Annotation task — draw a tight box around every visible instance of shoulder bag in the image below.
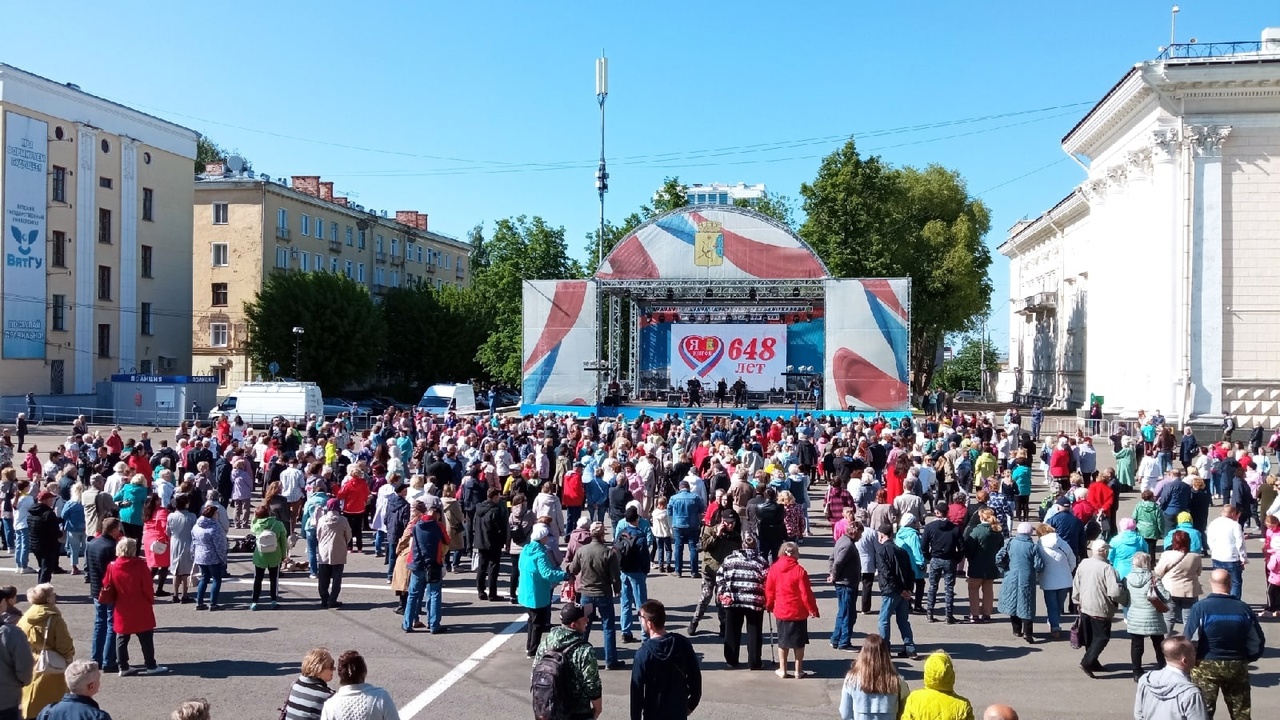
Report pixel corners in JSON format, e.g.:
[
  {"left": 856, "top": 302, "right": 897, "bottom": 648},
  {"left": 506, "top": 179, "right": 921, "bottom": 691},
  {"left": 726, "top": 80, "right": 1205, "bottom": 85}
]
[
  {"left": 1147, "top": 575, "right": 1169, "bottom": 614},
  {"left": 33, "top": 615, "right": 67, "bottom": 674}
]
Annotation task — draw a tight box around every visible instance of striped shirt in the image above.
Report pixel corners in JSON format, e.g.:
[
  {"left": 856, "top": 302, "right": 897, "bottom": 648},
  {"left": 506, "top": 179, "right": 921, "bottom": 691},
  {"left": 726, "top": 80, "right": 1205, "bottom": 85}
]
[{"left": 284, "top": 675, "right": 332, "bottom": 720}]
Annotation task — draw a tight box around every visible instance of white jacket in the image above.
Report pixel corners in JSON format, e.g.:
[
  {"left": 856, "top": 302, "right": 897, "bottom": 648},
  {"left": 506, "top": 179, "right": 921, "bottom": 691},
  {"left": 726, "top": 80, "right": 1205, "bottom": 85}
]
[{"left": 1036, "top": 532, "right": 1077, "bottom": 591}]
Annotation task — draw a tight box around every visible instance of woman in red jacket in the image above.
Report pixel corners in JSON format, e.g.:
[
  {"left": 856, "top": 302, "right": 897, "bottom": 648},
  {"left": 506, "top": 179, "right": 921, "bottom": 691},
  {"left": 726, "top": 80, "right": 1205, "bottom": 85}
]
[
  {"left": 764, "top": 541, "right": 820, "bottom": 679},
  {"left": 1048, "top": 437, "right": 1072, "bottom": 493},
  {"left": 101, "top": 537, "right": 168, "bottom": 675},
  {"left": 336, "top": 470, "right": 371, "bottom": 553}
]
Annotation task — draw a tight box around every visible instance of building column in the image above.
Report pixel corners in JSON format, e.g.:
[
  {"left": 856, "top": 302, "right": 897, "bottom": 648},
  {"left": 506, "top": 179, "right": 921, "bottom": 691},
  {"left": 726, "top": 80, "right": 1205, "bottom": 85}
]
[
  {"left": 74, "top": 125, "right": 97, "bottom": 394},
  {"left": 118, "top": 139, "right": 138, "bottom": 372},
  {"left": 1188, "top": 125, "right": 1231, "bottom": 418}
]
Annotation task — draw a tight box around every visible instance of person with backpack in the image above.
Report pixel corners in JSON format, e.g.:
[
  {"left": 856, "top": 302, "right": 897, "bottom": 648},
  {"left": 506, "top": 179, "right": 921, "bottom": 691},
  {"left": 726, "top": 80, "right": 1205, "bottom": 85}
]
[
  {"left": 566, "top": 522, "right": 624, "bottom": 671},
  {"left": 472, "top": 488, "right": 509, "bottom": 602},
  {"left": 629, "top": 599, "right": 702, "bottom": 720},
  {"left": 248, "top": 505, "right": 287, "bottom": 611},
  {"left": 614, "top": 506, "right": 652, "bottom": 644},
  {"left": 530, "top": 602, "right": 601, "bottom": 720}
]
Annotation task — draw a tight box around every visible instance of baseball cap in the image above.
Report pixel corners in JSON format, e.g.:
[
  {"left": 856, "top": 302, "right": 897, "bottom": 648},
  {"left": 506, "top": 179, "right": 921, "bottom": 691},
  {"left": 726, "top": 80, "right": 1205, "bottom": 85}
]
[{"left": 560, "top": 602, "right": 591, "bottom": 625}]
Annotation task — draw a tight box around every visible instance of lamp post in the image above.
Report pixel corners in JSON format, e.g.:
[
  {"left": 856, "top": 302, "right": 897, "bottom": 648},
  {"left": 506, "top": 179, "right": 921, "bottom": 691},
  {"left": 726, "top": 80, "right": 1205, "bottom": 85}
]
[{"left": 292, "top": 326, "right": 304, "bottom": 379}]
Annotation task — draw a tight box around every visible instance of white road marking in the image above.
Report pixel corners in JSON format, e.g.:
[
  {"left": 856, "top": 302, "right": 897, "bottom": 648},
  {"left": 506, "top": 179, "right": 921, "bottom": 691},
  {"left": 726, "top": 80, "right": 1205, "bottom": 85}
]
[{"left": 397, "top": 615, "right": 526, "bottom": 719}]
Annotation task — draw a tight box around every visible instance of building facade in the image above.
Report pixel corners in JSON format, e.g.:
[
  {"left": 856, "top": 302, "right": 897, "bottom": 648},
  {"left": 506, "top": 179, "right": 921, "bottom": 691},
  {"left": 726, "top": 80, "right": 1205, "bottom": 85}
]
[
  {"left": 676, "top": 182, "right": 766, "bottom": 205},
  {"left": 191, "top": 170, "right": 472, "bottom": 390},
  {"left": 999, "top": 28, "right": 1280, "bottom": 427},
  {"left": 0, "top": 64, "right": 197, "bottom": 398}
]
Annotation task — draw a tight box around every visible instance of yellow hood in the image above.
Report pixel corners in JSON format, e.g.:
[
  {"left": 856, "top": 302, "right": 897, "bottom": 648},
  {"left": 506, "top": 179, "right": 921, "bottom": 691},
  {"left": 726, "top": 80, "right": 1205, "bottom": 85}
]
[{"left": 923, "top": 651, "right": 956, "bottom": 692}]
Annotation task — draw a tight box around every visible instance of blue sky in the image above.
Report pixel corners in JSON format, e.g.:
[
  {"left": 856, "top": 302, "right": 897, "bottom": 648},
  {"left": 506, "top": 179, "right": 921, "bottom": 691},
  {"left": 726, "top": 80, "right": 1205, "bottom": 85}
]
[{"left": 5, "top": 1, "right": 1274, "bottom": 351}]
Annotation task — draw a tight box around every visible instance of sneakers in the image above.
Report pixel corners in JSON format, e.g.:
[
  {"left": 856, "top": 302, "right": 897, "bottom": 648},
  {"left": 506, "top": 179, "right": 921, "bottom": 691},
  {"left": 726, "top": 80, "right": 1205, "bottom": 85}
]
[
  {"left": 686, "top": 621, "right": 699, "bottom": 636},
  {"left": 119, "top": 668, "right": 141, "bottom": 677},
  {"left": 622, "top": 634, "right": 638, "bottom": 644},
  {"left": 605, "top": 661, "right": 627, "bottom": 671},
  {"left": 249, "top": 603, "right": 258, "bottom": 611},
  {"left": 143, "top": 666, "right": 169, "bottom": 675},
  {"left": 195, "top": 603, "right": 208, "bottom": 611}
]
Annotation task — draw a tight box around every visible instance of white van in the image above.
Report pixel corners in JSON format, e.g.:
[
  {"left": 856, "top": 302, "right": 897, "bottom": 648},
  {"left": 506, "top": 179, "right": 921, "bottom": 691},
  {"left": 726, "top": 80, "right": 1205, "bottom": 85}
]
[
  {"left": 417, "top": 383, "right": 477, "bottom": 414},
  {"left": 209, "top": 381, "right": 324, "bottom": 425}
]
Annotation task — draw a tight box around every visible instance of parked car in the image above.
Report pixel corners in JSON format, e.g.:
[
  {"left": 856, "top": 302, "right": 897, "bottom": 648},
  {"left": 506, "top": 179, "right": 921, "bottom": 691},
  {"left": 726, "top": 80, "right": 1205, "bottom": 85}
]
[
  {"left": 417, "top": 383, "right": 477, "bottom": 413},
  {"left": 953, "top": 390, "right": 980, "bottom": 402},
  {"left": 322, "top": 397, "right": 369, "bottom": 418}
]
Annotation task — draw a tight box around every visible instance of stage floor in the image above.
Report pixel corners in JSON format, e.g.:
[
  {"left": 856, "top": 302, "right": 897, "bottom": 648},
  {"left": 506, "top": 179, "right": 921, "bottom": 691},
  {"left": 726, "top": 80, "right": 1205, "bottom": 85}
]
[{"left": 519, "top": 401, "right": 909, "bottom": 423}]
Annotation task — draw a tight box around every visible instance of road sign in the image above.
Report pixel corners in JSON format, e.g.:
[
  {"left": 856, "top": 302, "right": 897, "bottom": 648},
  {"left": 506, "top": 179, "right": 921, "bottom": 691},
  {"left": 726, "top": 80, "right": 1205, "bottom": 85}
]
[{"left": 268, "top": 361, "right": 280, "bottom": 375}]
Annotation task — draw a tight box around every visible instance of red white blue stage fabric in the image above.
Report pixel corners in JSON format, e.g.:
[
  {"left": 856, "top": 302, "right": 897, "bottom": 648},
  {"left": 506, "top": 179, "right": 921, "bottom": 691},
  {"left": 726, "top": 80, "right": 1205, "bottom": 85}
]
[
  {"left": 522, "top": 280, "right": 597, "bottom": 406},
  {"left": 594, "top": 206, "right": 828, "bottom": 280},
  {"left": 823, "top": 278, "right": 912, "bottom": 412}
]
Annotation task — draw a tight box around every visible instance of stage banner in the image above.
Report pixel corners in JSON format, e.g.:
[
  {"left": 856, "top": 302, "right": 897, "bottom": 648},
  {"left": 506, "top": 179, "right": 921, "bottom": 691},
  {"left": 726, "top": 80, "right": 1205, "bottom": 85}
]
[
  {"left": 668, "top": 323, "right": 785, "bottom": 390},
  {"left": 3, "top": 112, "right": 49, "bottom": 359},
  {"left": 522, "top": 280, "right": 598, "bottom": 406},
  {"left": 823, "top": 279, "right": 911, "bottom": 412}
]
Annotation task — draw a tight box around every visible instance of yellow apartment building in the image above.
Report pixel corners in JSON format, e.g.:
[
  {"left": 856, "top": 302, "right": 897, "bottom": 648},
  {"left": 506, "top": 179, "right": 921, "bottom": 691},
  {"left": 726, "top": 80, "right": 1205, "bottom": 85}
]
[
  {"left": 192, "top": 170, "right": 473, "bottom": 391},
  {"left": 0, "top": 64, "right": 197, "bottom": 400}
]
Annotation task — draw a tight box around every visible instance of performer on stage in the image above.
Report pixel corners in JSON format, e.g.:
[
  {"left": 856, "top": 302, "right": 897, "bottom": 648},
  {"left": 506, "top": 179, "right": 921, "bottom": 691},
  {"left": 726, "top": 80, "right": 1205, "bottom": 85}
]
[
  {"left": 686, "top": 378, "right": 703, "bottom": 407},
  {"left": 715, "top": 378, "right": 728, "bottom": 408},
  {"left": 731, "top": 378, "right": 748, "bottom": 408},
  {"left": 808, "top": 377, "right": 822, "bottom": 410}
]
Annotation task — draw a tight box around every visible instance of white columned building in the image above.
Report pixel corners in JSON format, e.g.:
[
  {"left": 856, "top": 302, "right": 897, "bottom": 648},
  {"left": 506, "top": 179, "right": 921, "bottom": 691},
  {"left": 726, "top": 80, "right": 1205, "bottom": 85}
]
[{"left": 999, "top": 28, "right": 1280, "bottom": 428}]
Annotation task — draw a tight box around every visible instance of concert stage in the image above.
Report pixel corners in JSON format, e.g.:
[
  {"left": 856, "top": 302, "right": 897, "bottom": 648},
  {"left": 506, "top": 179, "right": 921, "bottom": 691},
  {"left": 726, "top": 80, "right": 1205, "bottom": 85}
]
[
  {"left": 519, "top": 400, "right": 911, "bottom": 424},
  {"left": 520, "top": 205, "right": 912, "bottom": 418}
]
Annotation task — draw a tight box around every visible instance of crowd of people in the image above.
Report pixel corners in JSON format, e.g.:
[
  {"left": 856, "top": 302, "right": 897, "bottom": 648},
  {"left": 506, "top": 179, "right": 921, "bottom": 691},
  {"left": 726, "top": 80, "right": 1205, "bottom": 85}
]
[{"left": 0, "top": 404, "right": 1275, "bottom": 719}]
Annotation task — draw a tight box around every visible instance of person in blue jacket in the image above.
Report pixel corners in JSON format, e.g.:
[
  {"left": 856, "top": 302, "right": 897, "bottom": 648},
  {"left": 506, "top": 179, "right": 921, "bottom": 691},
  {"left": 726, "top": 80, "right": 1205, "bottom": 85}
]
[
  {"left": 1161, "top": 511, "right": 1204, "bottom": 553},
  {"left": 667, "top": 481, "right": 706, "bottom": 579}
]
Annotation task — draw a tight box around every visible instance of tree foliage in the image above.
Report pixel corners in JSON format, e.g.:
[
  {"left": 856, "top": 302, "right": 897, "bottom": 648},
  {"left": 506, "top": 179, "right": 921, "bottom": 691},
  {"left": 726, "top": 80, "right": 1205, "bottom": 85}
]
[
  {"left": 933, "top": 335, "right": 1001, "bottom": 393},
  {"left": 194, "top": 136, "right": 250, "bottom": 174},
  {"left": 733, "top": 192, "right": 797, "bottom": 228},
  {"left": 584, "top": 176, "right": 688, "bottom": 269},
  {"left": 800, "top": 140, "right": 992, "bottom": 396},
  {"left": 243, "top": 271, "right": 386, "bottom": 393},
  {"left": 379, "top": 283, "right": 493, "bottom": 395},
  {"left": 474, "top": 216, "right": 579, "bottom": 386}
]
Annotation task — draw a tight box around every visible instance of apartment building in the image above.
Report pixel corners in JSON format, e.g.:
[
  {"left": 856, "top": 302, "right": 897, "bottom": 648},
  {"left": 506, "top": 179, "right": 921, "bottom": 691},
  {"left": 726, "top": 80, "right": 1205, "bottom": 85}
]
[
  {"left": 192, "top": 169, "right": 472, "bottom": 390},
  {"left": 0, "top": 63, "right": 198, "bottom": 397}
]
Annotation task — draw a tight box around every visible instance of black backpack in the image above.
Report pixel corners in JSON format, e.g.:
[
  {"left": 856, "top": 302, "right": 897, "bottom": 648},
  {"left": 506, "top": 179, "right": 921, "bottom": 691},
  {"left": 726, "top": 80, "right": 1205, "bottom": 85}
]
[
  {"left": 614, "top": 528, "right": 645, "bottom": 570},
  {"left": 530, "top": 638, "right": 585, "bottom": 720}
]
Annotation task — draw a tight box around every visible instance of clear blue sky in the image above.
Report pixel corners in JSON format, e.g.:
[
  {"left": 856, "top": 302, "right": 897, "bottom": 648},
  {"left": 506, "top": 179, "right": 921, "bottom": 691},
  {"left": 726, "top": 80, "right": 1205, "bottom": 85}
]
[{"left": 5, "top": 1, "right": 1274, "bottom": 351}]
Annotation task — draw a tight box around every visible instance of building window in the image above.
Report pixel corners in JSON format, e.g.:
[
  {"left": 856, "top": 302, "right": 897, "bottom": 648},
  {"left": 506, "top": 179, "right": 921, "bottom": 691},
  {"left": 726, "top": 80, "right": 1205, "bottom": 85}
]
[
  {"left": 98, "top": 208, "right": 112, "bottom": 244},
  {"left": 346, "top": 226, "right": 353, "bottom": 246},
  {"left": 358, "top": 229, "right": 366, "bottom": 250},
  {"left": 139, "top": 359, "right": 153, "bottom": 374},
  {"left": 331, "top": 222, "right": 339, "bottom": 244},
  {"left": 212, "top": 202, "right": 229, "bottom": 225},
  {"left": 140, "top": 245, "right": 153, "bottom": 278},
  {"left": 278, "top": 208, "right": 288, "bottom": 228},
  {"left": 375, "top": 267, "right": 384, "bottom": 285},
  {"left": 344, "top": 260, "right": 353, "bottom": 278},
  {"left": 275, "top": 246, "right": 289, "bottom": 268},
  {"left": 99, "top": 176, "right": 113, "bottom": 189},
  {"left": 211, "top": 243, "right": 228, "bottom": 266},
  {"left": 315, "top": 218, "right": 324, "bottom": 240},
  {"left": 51, "top": 295, "right": 65, "bottom": 332},
  {"left": 97, "top": 324, "right": 111, "bottom": 358},
  {"left": 298, "top": 250, "right": 308, "bottom": 271},
  {"left": 390, "top": 238, "right": 399, "bottom": 257},
  {"left": 50, "top": 231, "right": 66, "bottom": 268},
  {"left": 140, "top": 302, "right": 152, "bottom": 335},
  {"left": 100, "top": 139, "right": 110, "bottom": 154},
  {"left": 211, "top": 283, "right": 228, "bottom": 306},
  {"left": 330, "top": 257, "right": 338, "bottom": 273},
  {"left": 313, "top": 254, "right": 322, "bottom": 272},
  {"left": 210, "top": 323, "right": 228, "bottom": 348},
  {"left": 301, "top": 214, "right": 310, "bottom": 236},
  {"left": 142, "top": 188, "right": 154, "bottom": 221},
  {"left": 357, "top": 263, "right": 365, "bottom": 282},
  {"left": 212, "top": 367, "right": 227, "bottom": 387},
  {"left": 97, "top": 265, "right": 112, "bottom": 300},
  {"left": 376, "top": 235, "right": 384, "bottom": 253},
  {"left": 52, "top": 166, "right": 66, "bottom": 203}
]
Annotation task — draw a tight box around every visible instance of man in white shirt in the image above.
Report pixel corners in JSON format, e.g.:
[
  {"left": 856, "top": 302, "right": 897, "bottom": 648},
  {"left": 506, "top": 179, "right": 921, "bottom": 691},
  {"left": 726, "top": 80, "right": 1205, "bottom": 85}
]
[
  {"left": 1205, "top": 505, "right": 1247, "bottom": 598},
  {"left": 280, "top": 457, "right": 306, "bottom": 523}
]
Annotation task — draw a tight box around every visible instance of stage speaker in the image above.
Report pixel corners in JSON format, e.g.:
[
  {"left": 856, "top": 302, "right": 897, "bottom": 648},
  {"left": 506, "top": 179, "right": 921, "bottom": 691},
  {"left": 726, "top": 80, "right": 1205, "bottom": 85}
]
[
  {"left": 746, "top": 401, "right": 760, "bottom": 410},
  {"left": 605, "top": 394, "right": 621, "bottom": 406},
  {"left": 667, "top": 394, "right": 683, "bottom": 408}
]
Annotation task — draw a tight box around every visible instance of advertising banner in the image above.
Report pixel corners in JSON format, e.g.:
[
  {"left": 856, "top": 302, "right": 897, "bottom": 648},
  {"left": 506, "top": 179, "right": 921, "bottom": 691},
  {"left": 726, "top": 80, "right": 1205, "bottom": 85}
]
[
  {"left": 521, "top": 280, "right": 598, "bottom": 406},
  {"left": 823, "top": 278, "right": 911, "bottom": 411},
  {"left": 3, "top": 112, "right": 48, "bottom": 359},
  {"left": 668, "top": 323, "right": 786, "bottom": 389}
]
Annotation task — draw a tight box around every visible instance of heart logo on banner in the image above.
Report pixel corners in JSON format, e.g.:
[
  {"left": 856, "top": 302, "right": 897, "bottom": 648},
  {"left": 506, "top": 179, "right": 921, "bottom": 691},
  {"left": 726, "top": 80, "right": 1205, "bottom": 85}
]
[{"left": 678, "top": 336, "right": 724, "bottom": 377}]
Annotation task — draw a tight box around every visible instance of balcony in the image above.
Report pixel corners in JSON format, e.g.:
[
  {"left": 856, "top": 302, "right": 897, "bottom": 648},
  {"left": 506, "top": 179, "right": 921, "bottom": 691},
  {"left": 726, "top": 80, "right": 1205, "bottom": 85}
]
[
  {"left": 270, "top": 265, "right": 292, "bottom": 276},
  {"left": 391, "top": 253, "right": 405, "bottom": 266},
  {"left": 328, "top": 239, "right": 342, "bottom": 253},
  {"left": 456, "top": 269, "right": 465, "bottom": 280},
  {"left": 375, "top": 251, "right": 387, "bottom": 264},
  {"left": 1018, "top": 291, "right": 1057, "bottom": 314},
  {"left": 372, "top": 282, "right": 386, "bottom": 294},
  {"left": 424, "top": 262, "right": 435, "bottom": 273},
  {"left": 1155, "top": 41, "right": 1266, "bottom": 61},
  {"left": 275, "top": 226, "right": 292, "bottom": 242}
]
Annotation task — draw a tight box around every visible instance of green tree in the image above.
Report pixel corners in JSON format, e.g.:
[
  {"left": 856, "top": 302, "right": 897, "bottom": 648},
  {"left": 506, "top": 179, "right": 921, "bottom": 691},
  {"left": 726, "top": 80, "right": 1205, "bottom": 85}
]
[
  {"left": 380, "top": 283, "right": 493, "bottom": 394},
  {"left": 475, "top": 216, "right": 577, "bottom": 386},
  {"left": 584, "top": 176, "right": 688, "bottom": 269},
  {"left": 467, "top": 223, "right": 489, "bottom": 276},
  {"left": 933, "top": 335, "right": 1000, "bottom": 392},
  {"left": 800, "top": 139, "right": 992, "bottom": 396},
  {"left": 733, "top": 192, "right": 797, "bottom": 228},
  {"left": 243, "top": 271, "right": 385, "bottom": 392}
]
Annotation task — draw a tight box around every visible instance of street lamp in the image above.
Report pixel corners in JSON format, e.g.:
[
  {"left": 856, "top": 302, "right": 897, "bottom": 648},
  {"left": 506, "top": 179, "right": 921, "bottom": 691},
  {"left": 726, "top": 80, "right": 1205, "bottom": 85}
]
[{"left": 292, "top": 326, "right": 304, "bottom": 379}]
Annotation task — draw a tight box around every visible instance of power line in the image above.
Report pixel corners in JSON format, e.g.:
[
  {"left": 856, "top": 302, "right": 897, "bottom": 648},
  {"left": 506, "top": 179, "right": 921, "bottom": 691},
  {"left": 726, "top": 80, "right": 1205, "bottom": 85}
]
[{"left": 975, "top": 158, "right": 1070, "bottom": 197}]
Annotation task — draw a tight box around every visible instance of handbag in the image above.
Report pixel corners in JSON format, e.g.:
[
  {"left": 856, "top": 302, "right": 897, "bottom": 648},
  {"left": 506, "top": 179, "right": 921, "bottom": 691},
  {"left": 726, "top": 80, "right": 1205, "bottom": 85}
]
[
  {"left": 33, "top": 615, "right": 67, "bottom": 674},
  {"left": 150, "top": 540, "right": 168, "bottom": 555},
  {"left": 1068, "top": 616, "right": 1082, "bottom": 649},
  {"left": 1147, "top": 576, "right": 1169, "bottom": 614}
]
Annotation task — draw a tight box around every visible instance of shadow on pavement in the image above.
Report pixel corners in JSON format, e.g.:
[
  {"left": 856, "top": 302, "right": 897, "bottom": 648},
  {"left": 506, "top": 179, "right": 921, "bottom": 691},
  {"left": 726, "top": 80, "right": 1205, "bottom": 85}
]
[
  {"left": 154, "top": 625, "right": 274, "bottom": 635},
  {"left": 163, "top": 659, "right": 297, "bottom": 678}
]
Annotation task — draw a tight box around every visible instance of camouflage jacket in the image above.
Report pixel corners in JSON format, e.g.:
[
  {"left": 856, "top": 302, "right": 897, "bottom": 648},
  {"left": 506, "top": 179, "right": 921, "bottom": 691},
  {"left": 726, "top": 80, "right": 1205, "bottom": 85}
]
[{"left": 534, "top": 626, "right": 601, "bottom": 718}]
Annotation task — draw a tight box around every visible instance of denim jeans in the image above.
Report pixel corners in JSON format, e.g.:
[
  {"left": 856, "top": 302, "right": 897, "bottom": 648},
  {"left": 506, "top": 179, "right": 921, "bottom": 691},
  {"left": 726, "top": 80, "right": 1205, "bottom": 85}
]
[
  {"left": 581, "top": 594, "right": 618, "bottom": 664},
  {"left": 373, "top": 529, "right": 386, "bottom": 558},
  {"left": 588, "top": 503, "right": 607, "bottom": 524},
  {"left": 831, "top": 585, "right": 857, "bottom": 647},
  {"left": 196, "top": 563, "right": 224, "bottom": 606},
  {"left": 672, "top": 527, "right": 698, "bottom": 576},
  {"left": 405, "top": 570, "right": 444, "bottom": 632},
  {"left": 1, "top": 518, "right": 12, "bottom": 551},
  {"left": 654, "top": 537, "right": 672, "bottom": 569},
  {"left": 1042, "top": 587, "right": 1069, "bottom": 632},
  {"left": 65, "top": 531, "right": 86, "bottom": 571},
  {"left": 91, "top": 600, "right": 117, "bottom": 670},
  {"left": 13, "top": 528, "right": 28, "bottom": 570},
  {"left": 877, "top": 593, "right": 915, "bottom": 652},
  {"left": 565, "top": 507, "right": 583, "bottom": 538},
  {"left": 1213, "top": 560, "right": 1244, "bottom": 599},
  {"left": 305, "top": 529, "right": 319, "bottom": 576},
  {"left": 619, "top": 572, "right": 648, "bottom": 639}
]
